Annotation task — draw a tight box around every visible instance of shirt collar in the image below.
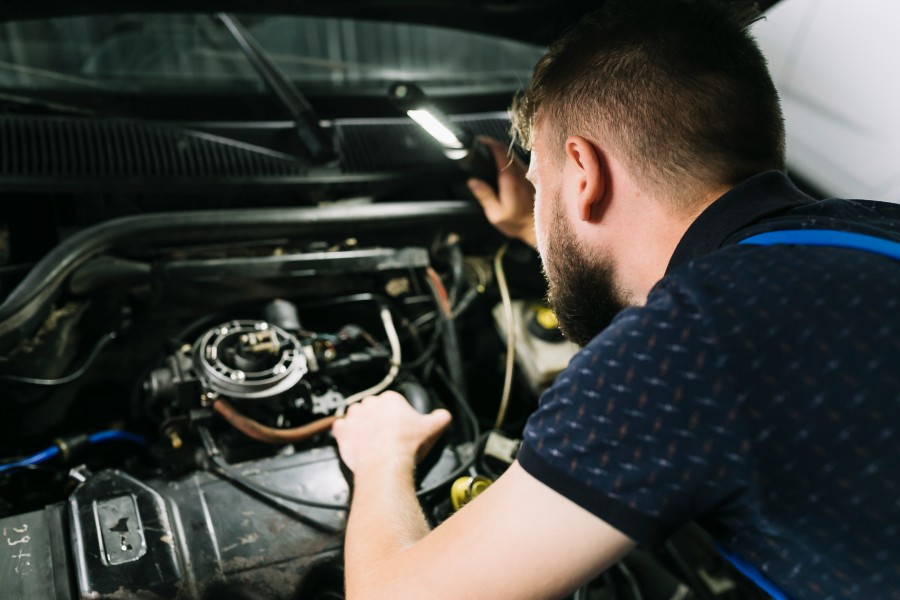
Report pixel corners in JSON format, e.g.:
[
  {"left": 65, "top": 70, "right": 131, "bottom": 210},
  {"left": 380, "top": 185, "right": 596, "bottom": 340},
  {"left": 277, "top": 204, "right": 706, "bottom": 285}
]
[{"left": 666, "top": 171, "right": 816, "bottom": 274}]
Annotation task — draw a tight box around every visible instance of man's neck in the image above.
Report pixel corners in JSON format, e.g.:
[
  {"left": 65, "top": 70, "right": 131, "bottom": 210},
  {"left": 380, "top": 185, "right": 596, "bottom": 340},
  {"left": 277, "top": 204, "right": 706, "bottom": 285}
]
[{"left": 613, "top": 185, "right": 731, "bottom": 305}]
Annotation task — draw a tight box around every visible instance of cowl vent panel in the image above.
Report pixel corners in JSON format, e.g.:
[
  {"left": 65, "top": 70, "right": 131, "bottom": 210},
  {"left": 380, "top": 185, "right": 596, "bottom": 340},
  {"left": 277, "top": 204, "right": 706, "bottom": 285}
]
[{"left": 0, "top": 116, "right": 304, "bottom": 179}]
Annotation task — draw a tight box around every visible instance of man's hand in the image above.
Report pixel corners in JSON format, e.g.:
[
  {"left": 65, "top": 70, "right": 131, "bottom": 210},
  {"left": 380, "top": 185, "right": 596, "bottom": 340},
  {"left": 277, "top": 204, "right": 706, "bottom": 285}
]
[
  {"left": 332, "top": 391, "right": 452, "bottom": 475},
  {"left": 333, "top": 395, "right": 635, "bottom": 600},
  {"left": 467, "top": 137, "right": 537, "bottom": 248}
]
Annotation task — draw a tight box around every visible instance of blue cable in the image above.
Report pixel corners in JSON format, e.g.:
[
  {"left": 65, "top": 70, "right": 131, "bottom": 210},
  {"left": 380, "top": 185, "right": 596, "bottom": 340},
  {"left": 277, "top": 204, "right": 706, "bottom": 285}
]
[
  {"left": 0, "top": 429, "right": 147, "bottom": 475},
  {"left": 87, "top": 430, "right": 148, "bottom": 446},
  {"left": 0, "top": 446, "right": 61, "bottom": 474}
]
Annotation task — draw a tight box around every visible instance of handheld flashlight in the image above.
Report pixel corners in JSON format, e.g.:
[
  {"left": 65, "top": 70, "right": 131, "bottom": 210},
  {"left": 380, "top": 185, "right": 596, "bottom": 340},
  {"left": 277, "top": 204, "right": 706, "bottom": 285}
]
[{"left": 389, "top": 82, "right": 498, "bottom": 192}]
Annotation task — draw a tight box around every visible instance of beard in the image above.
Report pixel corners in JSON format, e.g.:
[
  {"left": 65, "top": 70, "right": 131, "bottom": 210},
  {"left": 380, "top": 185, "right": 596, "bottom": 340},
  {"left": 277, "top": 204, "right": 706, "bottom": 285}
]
[{"left": 541, "top": 199, "right": 628, "bottom": 347}]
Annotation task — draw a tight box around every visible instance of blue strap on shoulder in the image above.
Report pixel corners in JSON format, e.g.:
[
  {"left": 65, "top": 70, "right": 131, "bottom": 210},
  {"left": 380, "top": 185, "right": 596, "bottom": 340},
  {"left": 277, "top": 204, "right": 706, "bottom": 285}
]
[
  {"left": 715, "top": 545, "right": 790, "bottom": 600},
  {"left": 738, "top": 229, "right": 900, "bottom": 261},
  {"left": 720, "top": 227, "right": 899, "bottom": 600}
]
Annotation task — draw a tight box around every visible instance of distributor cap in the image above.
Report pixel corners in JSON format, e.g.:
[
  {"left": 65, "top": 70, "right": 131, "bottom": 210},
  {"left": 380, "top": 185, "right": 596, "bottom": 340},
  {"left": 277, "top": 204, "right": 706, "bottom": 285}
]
[{"left": 192, "top": 320, "right": 307, "bottom": 400}]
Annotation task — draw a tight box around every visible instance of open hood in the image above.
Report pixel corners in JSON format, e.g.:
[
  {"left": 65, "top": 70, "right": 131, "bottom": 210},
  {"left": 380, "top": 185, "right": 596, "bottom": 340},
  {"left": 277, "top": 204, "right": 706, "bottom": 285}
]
[{"left": 0, "top": 0, "right": 781, "bottom": 44}]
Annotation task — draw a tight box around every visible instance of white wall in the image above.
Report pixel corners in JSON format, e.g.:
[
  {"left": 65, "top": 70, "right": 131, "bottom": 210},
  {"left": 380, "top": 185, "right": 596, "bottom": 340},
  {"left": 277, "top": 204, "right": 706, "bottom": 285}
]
[{"left": 753, "top": 0, "right": 900, "bottom": 201}]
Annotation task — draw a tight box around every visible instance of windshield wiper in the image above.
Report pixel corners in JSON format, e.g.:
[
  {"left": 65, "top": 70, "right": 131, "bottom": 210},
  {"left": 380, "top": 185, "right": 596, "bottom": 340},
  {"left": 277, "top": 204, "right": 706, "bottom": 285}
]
[
  {"left": 216, "top": 13, "right": 334, "bottom": 164},
  {"left": 0, "top": 91, "right": 96, "bottom": 116}
]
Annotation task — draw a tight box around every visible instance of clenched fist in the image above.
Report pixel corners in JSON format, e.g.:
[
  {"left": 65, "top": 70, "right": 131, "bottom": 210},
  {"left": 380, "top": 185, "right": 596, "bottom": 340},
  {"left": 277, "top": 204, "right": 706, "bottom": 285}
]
[{"left": 332, "top": 391, "right": 452, "bottom": 475}]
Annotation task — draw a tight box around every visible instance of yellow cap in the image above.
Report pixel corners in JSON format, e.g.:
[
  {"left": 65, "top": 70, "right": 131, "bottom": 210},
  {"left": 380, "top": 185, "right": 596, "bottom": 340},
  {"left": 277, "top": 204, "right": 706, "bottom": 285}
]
[
  {"left": 450, "top": 476, "right": 493, "bottom": 510},
  {"left": 535, "top": 306, "right": 559, "bottom": 330}
]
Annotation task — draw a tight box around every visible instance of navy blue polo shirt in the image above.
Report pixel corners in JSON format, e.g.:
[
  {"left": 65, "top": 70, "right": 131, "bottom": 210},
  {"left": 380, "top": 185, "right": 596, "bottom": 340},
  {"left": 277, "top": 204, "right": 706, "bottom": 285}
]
[{"left": 518, "top": 172, "right": 900, "bottom": 599}]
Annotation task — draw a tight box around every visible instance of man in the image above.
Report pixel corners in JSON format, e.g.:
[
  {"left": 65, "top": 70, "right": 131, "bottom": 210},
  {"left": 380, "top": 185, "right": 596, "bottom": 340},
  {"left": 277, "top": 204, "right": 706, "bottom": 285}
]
[{"left": 332, "top": 1, "right": 900, "bottom": 598}]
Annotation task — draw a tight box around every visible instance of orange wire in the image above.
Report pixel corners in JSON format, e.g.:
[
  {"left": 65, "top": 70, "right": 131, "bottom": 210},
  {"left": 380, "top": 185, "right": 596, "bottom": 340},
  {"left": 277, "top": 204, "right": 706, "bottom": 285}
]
[
  {"left": 425, "top": 266, "right": 452, "bottom": 317},
  {"left": 212, "top": 399, "right": 337, "bottom": 445}
]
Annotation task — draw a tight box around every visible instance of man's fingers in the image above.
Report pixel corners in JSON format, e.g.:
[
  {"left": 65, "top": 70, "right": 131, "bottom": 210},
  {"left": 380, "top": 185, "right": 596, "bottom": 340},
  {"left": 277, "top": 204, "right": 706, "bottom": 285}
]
[
  {"left": 466, "top": 179, "right": 506, "bottom": 225},
  {"left": 468, "top": 178, "right": 501, "bottom": 213},
  {"left": 416, "top": 409, "right": 453, "bottom": 462},
  {"left": 427, "top": 408, "right": 453, "bottom": 433},
  {"left": 477, "top": 136, "right": 526, "bottom": 174}
]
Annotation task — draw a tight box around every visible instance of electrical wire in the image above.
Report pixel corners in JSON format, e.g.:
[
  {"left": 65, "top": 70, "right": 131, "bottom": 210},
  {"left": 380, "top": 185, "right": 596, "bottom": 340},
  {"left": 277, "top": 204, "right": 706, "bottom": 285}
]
[
  {"left": 336, "top": 305, "right": 402, "bottom": 414},
  {"left": 200, "top": 365, "right": 482, "bottom": 510},
  {"left": 426, "top": 265, "right": 466, "bottom": 392},
  {"left": 493, "top": 243, "right": 516, "bottom": 430},
  {"left": 208, "top": 303, "right": 399, "bottom": 441},
  {"left": 617, "top": 562, "right": 645, "bottom": 600},
  {"left": 402, "top": 327, "right": 441, "bottom": 370},
  {"left": 433, "top": 366, "right": 480, "bottom": 451},
  {"left": 425, "top": 266, "right": 452, "bottom": 318},
  {"left": 572, "top": 585, "right": 590, "bottom": 600},
  {"left": 0, "top": 446, "right": 60, "bottom": 474},
  {"left": 0, "top": 331, "right": 117, "bottom": 386},
  {"left": 87, "top": 430, "right": 147, "bottom": 446},
  {"left": 0, "top": 429, "right": 147, "bottom": 475},
  {"left": 411, "top": 310, "right": 439, "bottom": 331},
  {"left": 452, "top": 288, "right": 480, "bottom": 319},
  {"left": 445, "top": 235, "right": 465, "bottom": 309},
  {"left": 209, "top": 452, "right": 349, "bottom": 511},
  {"left": 414, "top": 365, "right": 483, "bottom": 498},
  {"left": 213, "top": 399, "right": 338, "bottom": 444},
  {"left": 196, "top": 425, "right": 348, "bottom": 510},
  {"left": 604, "top": 572, "right": 620, "bottom": 600}
]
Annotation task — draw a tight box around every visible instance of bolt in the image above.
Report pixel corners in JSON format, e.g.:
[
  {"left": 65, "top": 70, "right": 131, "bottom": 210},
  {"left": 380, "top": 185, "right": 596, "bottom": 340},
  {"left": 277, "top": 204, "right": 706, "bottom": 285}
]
[{"left": 166, "top": 429, "right": 183, "bottom": 450}]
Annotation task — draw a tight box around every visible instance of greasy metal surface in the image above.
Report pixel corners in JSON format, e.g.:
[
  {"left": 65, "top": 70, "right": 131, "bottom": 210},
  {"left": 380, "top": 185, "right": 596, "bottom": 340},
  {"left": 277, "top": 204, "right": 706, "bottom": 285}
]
[
  {"left": 69, "top": 470, "right": 183, "bottom": 599},
  {"left": 162, "top": 247, "right": 431, "bottom": 281},
  {"left": 95, "top": 494, "right": 148, "bottom": 566},
  {"left": 58, "top": 447, "right": 347, "bottom": 599},
  {"left": 164, "top": 445, "right": 347, "bottom": 598},
  {"left": 0, "top": 507, "right": 68, "bottom": 599}
]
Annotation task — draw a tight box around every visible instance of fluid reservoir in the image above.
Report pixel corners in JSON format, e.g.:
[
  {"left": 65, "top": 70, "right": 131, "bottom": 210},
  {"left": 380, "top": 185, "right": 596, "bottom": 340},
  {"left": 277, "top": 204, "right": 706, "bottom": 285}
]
[{"left": 492, "top": 300, "right": 580, "bottom": 392}]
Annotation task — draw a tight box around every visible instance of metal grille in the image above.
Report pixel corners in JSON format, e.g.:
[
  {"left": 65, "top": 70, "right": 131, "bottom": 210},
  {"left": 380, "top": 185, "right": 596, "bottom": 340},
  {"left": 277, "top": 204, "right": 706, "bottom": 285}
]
[{"left": 0, "top": 116, "right": 304, "bottom": 178}]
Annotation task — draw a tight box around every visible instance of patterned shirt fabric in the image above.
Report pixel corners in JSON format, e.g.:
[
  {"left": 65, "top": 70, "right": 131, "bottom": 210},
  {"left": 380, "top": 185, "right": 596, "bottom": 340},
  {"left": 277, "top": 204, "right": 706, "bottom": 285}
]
[{"left": 518, "top": 172, "right": 900, "bottom": 599}]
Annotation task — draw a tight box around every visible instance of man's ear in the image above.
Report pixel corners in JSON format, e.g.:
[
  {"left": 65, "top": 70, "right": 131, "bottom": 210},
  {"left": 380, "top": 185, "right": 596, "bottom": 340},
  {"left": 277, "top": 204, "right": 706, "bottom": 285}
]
[{"left": 564, "top": 136, "right": 607, "bottom": 222}]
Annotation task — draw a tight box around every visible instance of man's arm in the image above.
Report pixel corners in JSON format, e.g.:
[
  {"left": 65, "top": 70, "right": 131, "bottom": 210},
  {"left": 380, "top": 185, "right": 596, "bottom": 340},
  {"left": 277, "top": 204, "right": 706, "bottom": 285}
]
[{"left": 332, "top": 393, "right": 636, "bottom": 600}]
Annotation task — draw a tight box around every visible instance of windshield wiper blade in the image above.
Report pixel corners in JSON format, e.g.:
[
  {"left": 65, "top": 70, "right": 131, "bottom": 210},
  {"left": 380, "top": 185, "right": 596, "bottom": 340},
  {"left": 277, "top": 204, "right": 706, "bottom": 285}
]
[
  {"left": 0, "top": 90, "right": 99, "bottom": 117},
  {"left": 216, "top": 13, "right": 334, "bottom": 164}
]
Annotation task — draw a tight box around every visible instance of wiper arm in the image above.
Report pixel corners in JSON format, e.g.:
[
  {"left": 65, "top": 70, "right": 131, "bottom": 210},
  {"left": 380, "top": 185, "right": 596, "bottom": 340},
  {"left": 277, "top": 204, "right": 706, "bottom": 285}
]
[
  {"left": 216, "top": 13, "right": 334, "bottom": 164},
  {"left": 0, "top": 90, "right": 99, "bottom": 117}
]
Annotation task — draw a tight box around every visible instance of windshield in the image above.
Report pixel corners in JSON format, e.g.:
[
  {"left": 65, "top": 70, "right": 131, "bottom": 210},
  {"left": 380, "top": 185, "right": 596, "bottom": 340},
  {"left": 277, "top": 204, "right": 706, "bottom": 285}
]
[{"left": 0, "top": 14, "right": 545, "bottom": 96}]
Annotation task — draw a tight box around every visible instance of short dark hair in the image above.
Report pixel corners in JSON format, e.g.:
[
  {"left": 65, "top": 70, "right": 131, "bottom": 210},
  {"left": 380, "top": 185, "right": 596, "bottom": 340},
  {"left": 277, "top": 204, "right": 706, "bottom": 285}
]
[{"left": 511, "top": 0, "right": 786, "bottom": 209}]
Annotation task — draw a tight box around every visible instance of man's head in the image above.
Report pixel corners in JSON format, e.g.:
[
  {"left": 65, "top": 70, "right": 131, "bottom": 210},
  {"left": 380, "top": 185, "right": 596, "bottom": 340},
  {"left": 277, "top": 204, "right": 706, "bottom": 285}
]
[
  {"left": 513, "top": 0, "right": 785, "bottom": 207},
  {"left": 514, "top": 0, "right": 786, "bottom": 345}
]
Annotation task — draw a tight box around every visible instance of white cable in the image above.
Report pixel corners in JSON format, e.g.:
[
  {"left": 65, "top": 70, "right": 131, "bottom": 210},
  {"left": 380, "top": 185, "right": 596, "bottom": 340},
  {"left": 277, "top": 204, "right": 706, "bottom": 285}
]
[
  {"left": 494, "top": 244, "right": 515, "bottom": 430},
  {"left": 336, "top": 306, "right": 402, "bottom": 415}
]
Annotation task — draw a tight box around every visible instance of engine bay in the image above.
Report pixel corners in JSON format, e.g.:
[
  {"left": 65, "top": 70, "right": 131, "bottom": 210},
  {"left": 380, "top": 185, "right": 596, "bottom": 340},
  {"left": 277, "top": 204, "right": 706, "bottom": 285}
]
[{"left": 0, "top": 201, "right": 532, "bottom": 598}]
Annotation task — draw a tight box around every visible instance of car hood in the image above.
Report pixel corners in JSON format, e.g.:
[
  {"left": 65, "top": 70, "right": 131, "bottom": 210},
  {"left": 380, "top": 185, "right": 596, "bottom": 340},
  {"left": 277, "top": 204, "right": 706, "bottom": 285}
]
[{"left": 0, "top": 0, "right": 780, "bottom": 44}]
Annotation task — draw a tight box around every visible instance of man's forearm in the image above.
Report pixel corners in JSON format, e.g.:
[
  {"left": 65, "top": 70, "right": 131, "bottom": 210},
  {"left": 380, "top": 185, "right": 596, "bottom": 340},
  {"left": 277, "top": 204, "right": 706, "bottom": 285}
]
[{"left": 344, "top": 458, "right": 430, "bottom": 599}]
